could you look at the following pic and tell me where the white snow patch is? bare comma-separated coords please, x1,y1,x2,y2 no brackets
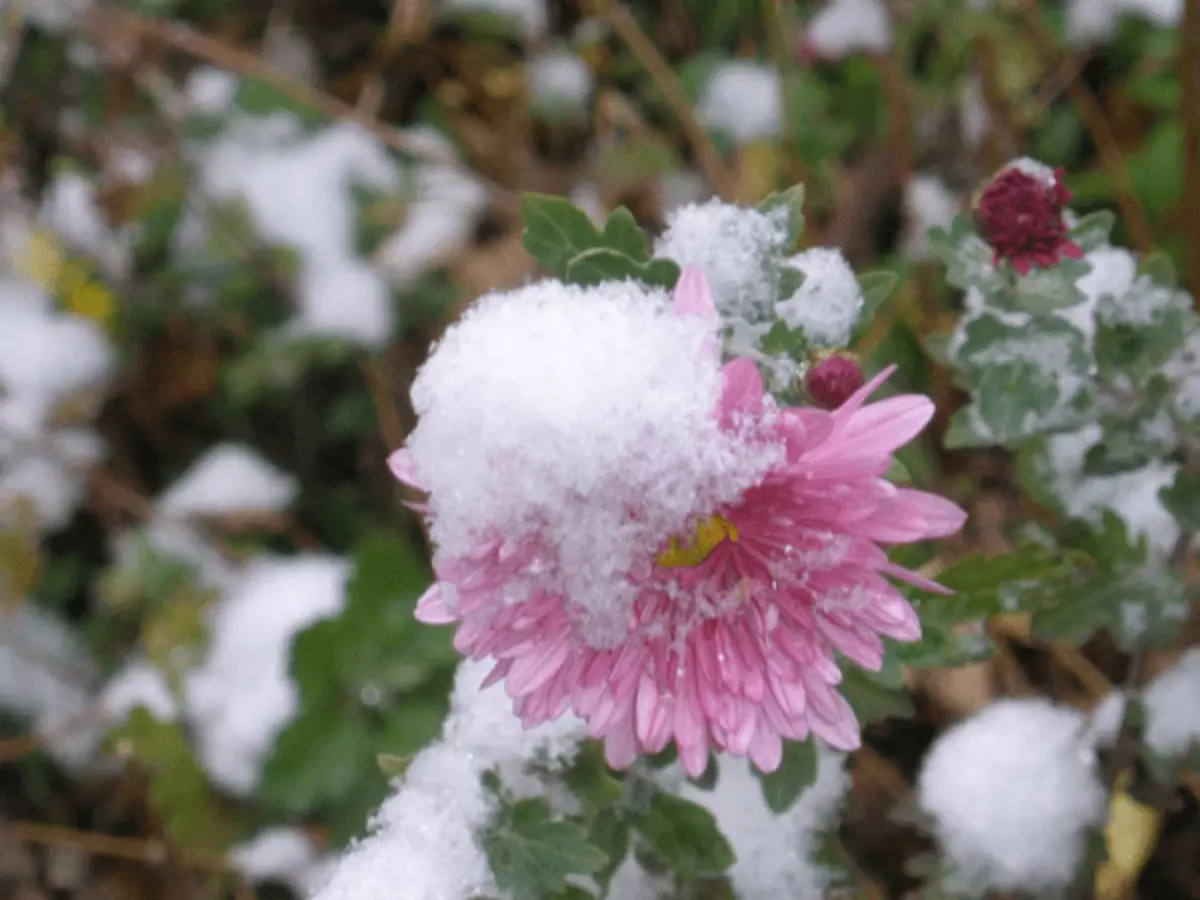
39,171,134,277
376,164,488,289
158,443,297,518
1066,0,1183,45
917,698,1107,894
902,175,958,261
1043,425,1180,558
806,0,892,57
1090,649,1200,759
310,658,585,900
696,62,783,144
775,247,864,347
231,827,334,895
654,198,790,339
0,602,97,768
191,119,402,347
99,659,178,723
526,48,594,117
680,748,849,899
184,555,349,795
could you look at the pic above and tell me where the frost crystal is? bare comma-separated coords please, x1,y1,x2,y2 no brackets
405,277,776,647
311,659,584,900
775,247,864,347
917,698,1107,894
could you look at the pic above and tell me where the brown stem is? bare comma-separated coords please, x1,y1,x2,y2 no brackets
1181,0,1200,299
594,0,736,201
1014,1,1154,254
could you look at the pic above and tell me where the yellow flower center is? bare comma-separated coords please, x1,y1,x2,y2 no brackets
655,514,739,568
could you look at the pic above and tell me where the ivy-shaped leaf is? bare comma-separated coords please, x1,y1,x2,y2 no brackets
482,797,609,896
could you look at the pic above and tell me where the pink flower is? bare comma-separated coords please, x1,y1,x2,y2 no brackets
976,162,1083,276
391,269,965,776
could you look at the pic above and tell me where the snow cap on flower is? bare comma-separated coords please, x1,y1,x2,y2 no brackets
394,269,965,777
976,157,1083,275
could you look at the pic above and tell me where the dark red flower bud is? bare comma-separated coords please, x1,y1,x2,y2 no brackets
976,160,1083,275
805,355,864,409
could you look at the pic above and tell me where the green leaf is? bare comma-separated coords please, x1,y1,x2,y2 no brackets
565,247,679,290
972,362,1058,444
754,739,818,813
851,270,899,343
632,793,735,879
562,740,626,811
761,320,809,360
104,710,236,851
1138,251,1178,287
588,808,630,891
927,545,1094,618
929,217,1008,300
601,207,650,262
521,194,605,276
1160,468,1200,532
1093,278,1194,382
260,711,377,814
838,665,914,723
755,184,806,248
482,797,609,896
1013,261,1088,313
234,77,326,128
1069,210,1116,252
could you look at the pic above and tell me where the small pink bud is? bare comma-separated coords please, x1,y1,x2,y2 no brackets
805,355,864,409
976,162,1083,275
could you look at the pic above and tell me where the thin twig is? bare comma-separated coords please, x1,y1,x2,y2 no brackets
9,821,230,873
1180,0,1200,297
593,0,735,201
1013,0,1154,254
84,3,519,214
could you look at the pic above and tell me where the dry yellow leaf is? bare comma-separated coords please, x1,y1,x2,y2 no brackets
1095,769,1162,900
15,228,64,290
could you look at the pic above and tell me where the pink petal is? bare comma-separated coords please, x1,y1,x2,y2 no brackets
748,725,784,772
672,266,718,321
892,489,968,538
840,395,935,452
387,449,423,489
807,690,862,750
879,561,953,595
718,358,765,425
414,583,458,624
678,734,711,778
833,363,895,420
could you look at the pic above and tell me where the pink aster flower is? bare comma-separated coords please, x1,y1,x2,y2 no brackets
391,269,965,776
976,159,1083,276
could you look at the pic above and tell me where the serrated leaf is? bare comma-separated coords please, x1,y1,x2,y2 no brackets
856,270,899,324
632,793,735,879
755,184,806,248
562,740,626,810
564,247,656,287
754,739,818,813
483,797,609,896
943,407,994,449
588,809,630,891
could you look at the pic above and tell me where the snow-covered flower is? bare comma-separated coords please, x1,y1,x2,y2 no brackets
391,269,965,776
976,159,1083,275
